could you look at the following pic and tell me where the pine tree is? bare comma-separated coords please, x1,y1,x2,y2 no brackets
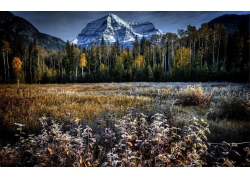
113,53,124,82
133,35,139,60
57,47,67,82
1,40,12,83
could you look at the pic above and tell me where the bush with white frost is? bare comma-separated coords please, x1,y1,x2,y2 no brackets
1,108,249,167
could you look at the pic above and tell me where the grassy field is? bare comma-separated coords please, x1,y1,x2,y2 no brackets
1,82,250,166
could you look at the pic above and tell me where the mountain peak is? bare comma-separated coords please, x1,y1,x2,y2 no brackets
106,13,121,19
107,13,115,17
76,13,163,48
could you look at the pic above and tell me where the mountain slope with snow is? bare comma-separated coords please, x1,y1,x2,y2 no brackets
75,14,163,48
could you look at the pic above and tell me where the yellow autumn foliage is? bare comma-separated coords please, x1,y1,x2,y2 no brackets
12,57,22,81
79,53,87,68
174,47,191,69
135,55,145,69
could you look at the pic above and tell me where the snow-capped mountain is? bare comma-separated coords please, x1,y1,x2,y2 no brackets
75,14,163,48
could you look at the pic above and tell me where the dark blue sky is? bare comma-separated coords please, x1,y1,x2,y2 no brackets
4,0,249,42
10,11,249,42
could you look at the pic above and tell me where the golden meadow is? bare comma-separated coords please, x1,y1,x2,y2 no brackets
1,82,250,166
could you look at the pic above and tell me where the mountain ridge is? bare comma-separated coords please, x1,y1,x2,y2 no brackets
0,11,66,52
208,14,250,34
75,13,163,48
1,12,249,51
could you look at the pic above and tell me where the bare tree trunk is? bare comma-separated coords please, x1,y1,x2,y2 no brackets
223,36,227,67
89,63,90,74
189,41,192,68
217,35,221,65
212,34,215,67
62,66,64,80
2,52,6,83
99,49,101,71
75,66,78,82
108,46,110,69
172,40,175,72
50,57,52,69
53,58,55,70
171,40,174,70
57,59,60,78
164,49,166,72
168,42,171,72
30,56,33,83
200,42,203,70
24,50,27,81
162,50,164,71
6,51,10,83
199,36,200,48
193,41,196,65
82,66,83,79
22,55,25,83
153,46,155,67
147,47,149,65
60,60,62,81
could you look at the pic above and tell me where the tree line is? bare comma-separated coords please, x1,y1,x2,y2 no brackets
0,22,249,84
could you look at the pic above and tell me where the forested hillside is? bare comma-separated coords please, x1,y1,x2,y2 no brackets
0,20,249,84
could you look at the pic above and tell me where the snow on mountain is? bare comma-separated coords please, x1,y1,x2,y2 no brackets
74,14,163,48
71,38,78,44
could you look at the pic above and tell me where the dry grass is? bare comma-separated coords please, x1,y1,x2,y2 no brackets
208,98,250,121
1,82,250,167
207,119,250,143
0,83,153,143
177,85,213,106
0,83,250,166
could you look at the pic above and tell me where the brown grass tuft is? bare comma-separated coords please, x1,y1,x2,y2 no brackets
177,86,212,106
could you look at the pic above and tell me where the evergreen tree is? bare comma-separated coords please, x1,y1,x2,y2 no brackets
113,53,125,82
65,41,72,82
140,36,147,56
57,47,67,82
1,40,12,83
133,35,139,60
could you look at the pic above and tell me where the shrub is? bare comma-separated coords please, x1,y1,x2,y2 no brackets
177,85,212,106
0,110,211,167
208,98,250,121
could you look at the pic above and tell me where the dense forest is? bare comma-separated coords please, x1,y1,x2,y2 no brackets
0,22,249,84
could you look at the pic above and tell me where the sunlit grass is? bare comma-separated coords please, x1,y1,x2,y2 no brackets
0,83,153,142
1,82,250,166
0,82,249,147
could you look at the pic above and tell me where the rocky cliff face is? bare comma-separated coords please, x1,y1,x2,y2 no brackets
75,14,163,48
0,11,65,51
